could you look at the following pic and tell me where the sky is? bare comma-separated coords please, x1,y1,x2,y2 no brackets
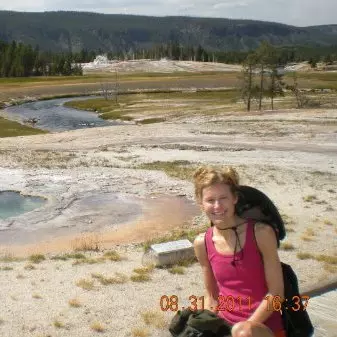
0,0,336,27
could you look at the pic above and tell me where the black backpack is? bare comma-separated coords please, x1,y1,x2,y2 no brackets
208,185,314,337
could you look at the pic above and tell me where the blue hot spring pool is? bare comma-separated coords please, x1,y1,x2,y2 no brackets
0,191,46,220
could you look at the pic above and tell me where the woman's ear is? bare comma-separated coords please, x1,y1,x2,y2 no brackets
233,193,239,205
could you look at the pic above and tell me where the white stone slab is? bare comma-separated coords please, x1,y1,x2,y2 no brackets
150,239,193,254
148,239,195,266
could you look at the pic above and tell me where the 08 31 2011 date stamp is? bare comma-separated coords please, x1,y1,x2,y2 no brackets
159,295,254,312
160,295,204,312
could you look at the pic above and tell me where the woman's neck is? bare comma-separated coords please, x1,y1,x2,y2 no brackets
213,216,246,237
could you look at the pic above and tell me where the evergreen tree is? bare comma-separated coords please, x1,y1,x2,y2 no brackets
241,53,258,111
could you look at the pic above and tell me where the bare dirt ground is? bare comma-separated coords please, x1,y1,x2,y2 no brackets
0,61,336,337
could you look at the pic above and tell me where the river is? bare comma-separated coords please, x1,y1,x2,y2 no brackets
1,96,120,132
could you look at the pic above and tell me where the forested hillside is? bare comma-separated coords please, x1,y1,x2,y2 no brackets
1,11,337,53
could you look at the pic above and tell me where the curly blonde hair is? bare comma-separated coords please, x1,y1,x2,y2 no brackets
193,165,240,201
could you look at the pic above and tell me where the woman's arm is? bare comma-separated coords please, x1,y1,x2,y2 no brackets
193,233,219,312
248,223,284,323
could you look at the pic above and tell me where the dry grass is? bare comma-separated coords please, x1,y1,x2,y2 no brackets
133,265,155,274
132,327,150,337
323,219,334,226
103,250,124,261
24,264,36,270
72,257,106,265
131,264,155,282
92,272,128,285
168,265,186,274
71,233,101,252
76,278,95,290
16,274,25,279
0,266,13,271
280,242,295,251
303,195,317,202
315,254,337,264
68,298,82,307
285,226,295,233
301,235,315,242
141,310,167,329
0,253,23,262
131,273,152,282
29,254,46,264
90,321,106,332
304,228,316,236
53,320,65,329
297,252,314,260
51,253,86,261
323,264,337,273
32,293,42,299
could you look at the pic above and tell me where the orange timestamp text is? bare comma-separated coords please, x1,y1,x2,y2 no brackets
264,295,310,312
160,295,254,312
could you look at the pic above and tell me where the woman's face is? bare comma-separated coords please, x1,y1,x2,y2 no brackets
200,183,238,225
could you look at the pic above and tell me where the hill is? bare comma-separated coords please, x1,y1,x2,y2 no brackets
1,11,337,53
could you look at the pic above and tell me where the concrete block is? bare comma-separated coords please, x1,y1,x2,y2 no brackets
148,239,195,267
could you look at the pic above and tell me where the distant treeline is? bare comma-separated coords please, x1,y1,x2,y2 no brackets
122,42,337,65
1,39,337,78
0,40,83,77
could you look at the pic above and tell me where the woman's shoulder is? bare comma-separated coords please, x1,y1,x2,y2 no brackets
253,221,279,253
253,221,277,238
193,232,206,247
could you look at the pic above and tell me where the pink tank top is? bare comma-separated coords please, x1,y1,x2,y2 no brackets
205,219,284,333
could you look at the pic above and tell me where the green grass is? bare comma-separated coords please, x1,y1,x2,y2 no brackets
63,89,240,122
285,72,337,90
72,257,106,265
168,266,186,274
29,254,46,264
138,117,166,124
137,160,195,181
0,117,47,138
64,98,134,121
140,89,239,101
51,253,86,261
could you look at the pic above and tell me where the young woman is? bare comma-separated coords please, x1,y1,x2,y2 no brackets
193,166,286,337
